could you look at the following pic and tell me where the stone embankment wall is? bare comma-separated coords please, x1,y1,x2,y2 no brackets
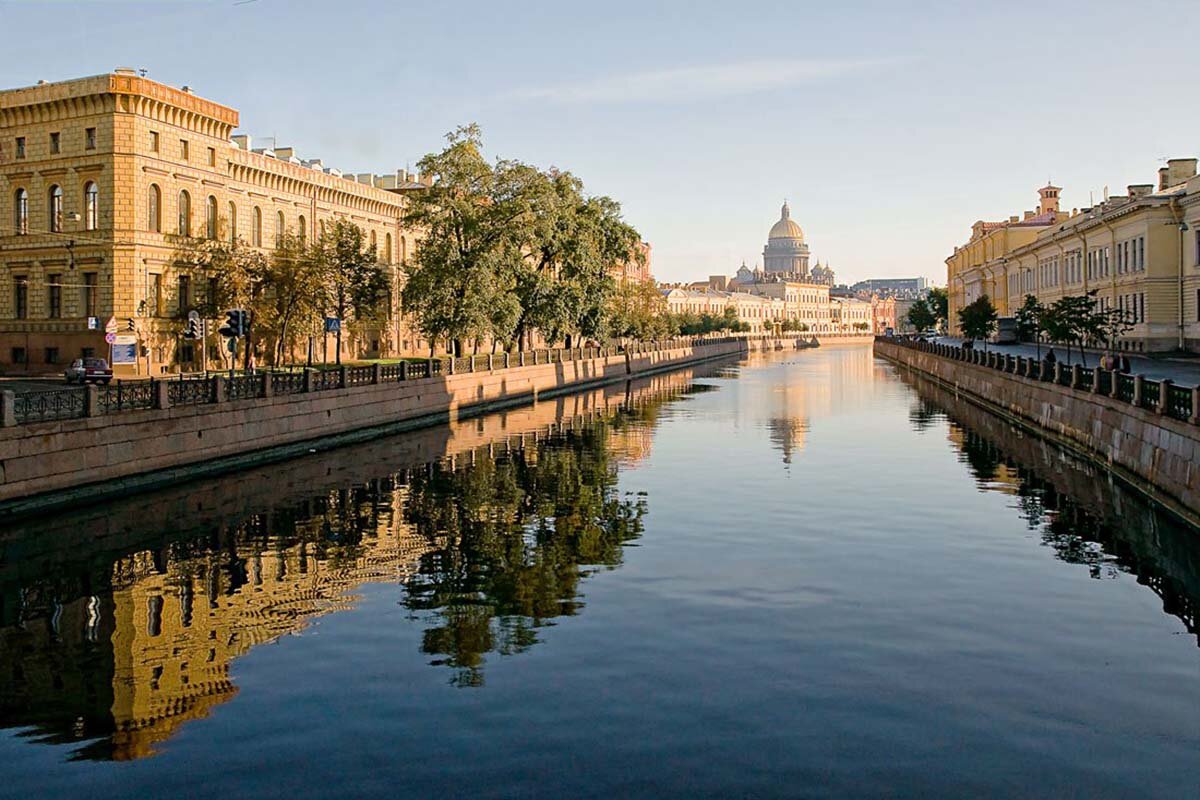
875,339,1200,522
1,341,743,514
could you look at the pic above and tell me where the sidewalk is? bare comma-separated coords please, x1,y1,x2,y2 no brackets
932,337,1200,386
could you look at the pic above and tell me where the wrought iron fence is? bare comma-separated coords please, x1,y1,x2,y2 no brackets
13,387,86,423
381,364,402,381
1116,374,1136,403
1078,368,1094,391
272,371,306,395
1166,384,1193,421
1139,379,1161,412
407,361,429,380
99,380,156,413
313,369,342,391
227,374,263,401
167,378,213,406
346,366,374,387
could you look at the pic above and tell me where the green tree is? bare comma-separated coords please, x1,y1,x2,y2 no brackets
906,297,937,332
1014,294,1046,358
958,295,999,349
1047,293,1101,366
927,287,949,331
318,219,388,364
263,232,331,366
609,280,672,341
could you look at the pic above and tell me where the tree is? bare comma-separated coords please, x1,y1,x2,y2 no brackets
178,229,269,371
609,280,672,341
906,297,937,332
1014,294,1046,358
318,219,388,364
1046,293,1100,366
263,232,331,366
958,295,998,349
927,287,949,331
1095,306,1135,355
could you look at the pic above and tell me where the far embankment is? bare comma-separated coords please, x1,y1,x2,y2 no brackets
0,338,755,517
875,337,1200,526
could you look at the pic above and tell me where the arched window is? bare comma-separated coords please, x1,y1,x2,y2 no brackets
369,230,376,254
252,206,262,247
400,236,407,265
48,185,63,233
275,210,285,248
206,195,218,239
178,190,191,236
384,233,392,264
228,202,237,244
13,189,28,235
319,219,326,239
148,184,161,232
83,182,99,231
298,214,306,245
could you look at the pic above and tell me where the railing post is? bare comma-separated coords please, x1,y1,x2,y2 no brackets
85,384,101,416
212,375,227,403
262,372,273,399
372,363,382,385
1157,379,1172,415
1070,364,1081,390
1132,374,1143,407
1090,368,1101,394
0,390,15,427
302,370,314,393
503,352,510,369
154,380,170,409
399,361,408,381
1109,369,1120,399
427,359,436,377
338,366,348,388
488,353,494,371
1053,362,1062,385
448,356,456,375
1191,386,1200,425
519,351,526,367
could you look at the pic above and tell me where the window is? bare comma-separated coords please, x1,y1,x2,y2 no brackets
228,202,237,243
206,195,218,239
177,274,191,314
82,272,97,318
150,131,160,152
207,277,219,309
180,139,189,160
13,188,28,234
369,230,376,253
48,185,63,232
252,206,262,247
298,214,306,245
178,190,191,236
207,147,216,167
85,127,97,150
1195,230,1200,266
14,276,28,319
44,347,59,365
150,274,163,316
49,132,60,154
47,273,61,318
14,137,25,159
84,182,99,230
11,348,26,365
148,184,161,231
384,233,392,264
276,210,285,248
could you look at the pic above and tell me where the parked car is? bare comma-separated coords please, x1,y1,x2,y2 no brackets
64,357,113,384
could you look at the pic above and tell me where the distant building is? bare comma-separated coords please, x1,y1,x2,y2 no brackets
610,241,654,284
849,277,928,298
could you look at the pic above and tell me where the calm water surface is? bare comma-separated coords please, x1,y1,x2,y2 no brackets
1,346,1197,799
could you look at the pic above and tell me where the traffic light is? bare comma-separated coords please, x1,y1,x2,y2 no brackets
219,309,247,338
183,316,201,340
126,317,136,332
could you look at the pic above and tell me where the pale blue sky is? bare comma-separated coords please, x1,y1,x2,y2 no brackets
3,0,1197,284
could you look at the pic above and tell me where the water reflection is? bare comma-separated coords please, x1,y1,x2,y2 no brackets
0,367,715,760
900,369,1200,645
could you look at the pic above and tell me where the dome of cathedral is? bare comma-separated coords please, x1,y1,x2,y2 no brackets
768,201,804,241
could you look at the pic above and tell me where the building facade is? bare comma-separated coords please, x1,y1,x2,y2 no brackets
0,71,426,376
947,159,1200,352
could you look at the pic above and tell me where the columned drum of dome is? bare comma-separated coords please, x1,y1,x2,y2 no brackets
763,201,811,279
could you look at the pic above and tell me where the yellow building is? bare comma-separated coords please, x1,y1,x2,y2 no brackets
945,185,1068,330
0,70,427,376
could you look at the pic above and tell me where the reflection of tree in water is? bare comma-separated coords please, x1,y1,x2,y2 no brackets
907,398,944,433
401,423,647,686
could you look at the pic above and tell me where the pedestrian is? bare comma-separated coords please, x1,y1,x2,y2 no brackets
1044,348,1057,366
1120,354,1131,374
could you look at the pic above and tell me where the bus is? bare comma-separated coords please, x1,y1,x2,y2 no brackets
993,316,1018,344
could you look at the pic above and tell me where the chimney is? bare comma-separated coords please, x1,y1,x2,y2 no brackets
1023,210,1035,220
231,134,251,150
1127,184,1153,199
356,173,374,185
1164,158,1198,189
1009,215,1020,223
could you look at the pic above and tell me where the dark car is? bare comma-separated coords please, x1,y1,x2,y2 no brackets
64,357,113,384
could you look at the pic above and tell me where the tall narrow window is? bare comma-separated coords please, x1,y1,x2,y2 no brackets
400,236,407,265
82,273,97,318
180,139,189,161
150,273,163,316
384,233,392,264
228,202,237,244
14,276,28,320
47,273,62,319
13,188,28,234
178,190,191,236
48,185,63,232
177,274,191,314
84,182,99,231
207,147,216,167
298,215,307,245
252,206,262,246
49,132,60,154
14,137,25,159
148,183,161,232
206,195,218,239
369,230,376,253
85,127,97,150
276,211,285,248
150,131,159,152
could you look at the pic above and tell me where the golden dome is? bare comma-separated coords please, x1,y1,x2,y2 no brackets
768,201,804,241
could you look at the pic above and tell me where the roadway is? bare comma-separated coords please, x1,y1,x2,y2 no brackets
931,337,1200,386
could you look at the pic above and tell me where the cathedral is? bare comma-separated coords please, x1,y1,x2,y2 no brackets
732,202,834,287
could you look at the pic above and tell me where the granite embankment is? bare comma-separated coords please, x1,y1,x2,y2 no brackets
0,339,745,515
875,338,1200,524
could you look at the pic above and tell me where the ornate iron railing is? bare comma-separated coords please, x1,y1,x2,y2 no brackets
313,369,342,391
227,375,263,402
1166,384,1193,421
272,371,306,395
13,387,87,423
99,380,156,413
1139,379,1161,412
1116,374,1136,403
167,378,213,406
346,366,374,386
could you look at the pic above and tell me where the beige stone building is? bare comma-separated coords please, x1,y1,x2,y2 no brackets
947,158,1200,352
0,71,427,376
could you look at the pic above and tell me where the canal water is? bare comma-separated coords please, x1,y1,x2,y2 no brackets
1,346,1197,799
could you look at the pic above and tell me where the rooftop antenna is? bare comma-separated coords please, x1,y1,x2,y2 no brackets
138,68,147,77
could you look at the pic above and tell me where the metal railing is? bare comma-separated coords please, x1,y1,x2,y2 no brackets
3,336,744,426
877,336,1199,425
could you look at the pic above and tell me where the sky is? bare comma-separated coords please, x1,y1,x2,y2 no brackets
3,0,1198,286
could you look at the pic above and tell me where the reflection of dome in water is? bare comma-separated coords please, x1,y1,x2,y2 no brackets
768,417,808,465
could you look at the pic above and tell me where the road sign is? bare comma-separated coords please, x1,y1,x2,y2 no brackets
324,317,341,333
104,317,118,334
104,332,117,344
87,316,99,330
114,334,137,346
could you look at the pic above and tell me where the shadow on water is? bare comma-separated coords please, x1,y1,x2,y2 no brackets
0,362,729,761
899,368,1200,646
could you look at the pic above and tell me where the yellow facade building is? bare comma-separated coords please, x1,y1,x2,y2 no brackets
0,71,426,376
